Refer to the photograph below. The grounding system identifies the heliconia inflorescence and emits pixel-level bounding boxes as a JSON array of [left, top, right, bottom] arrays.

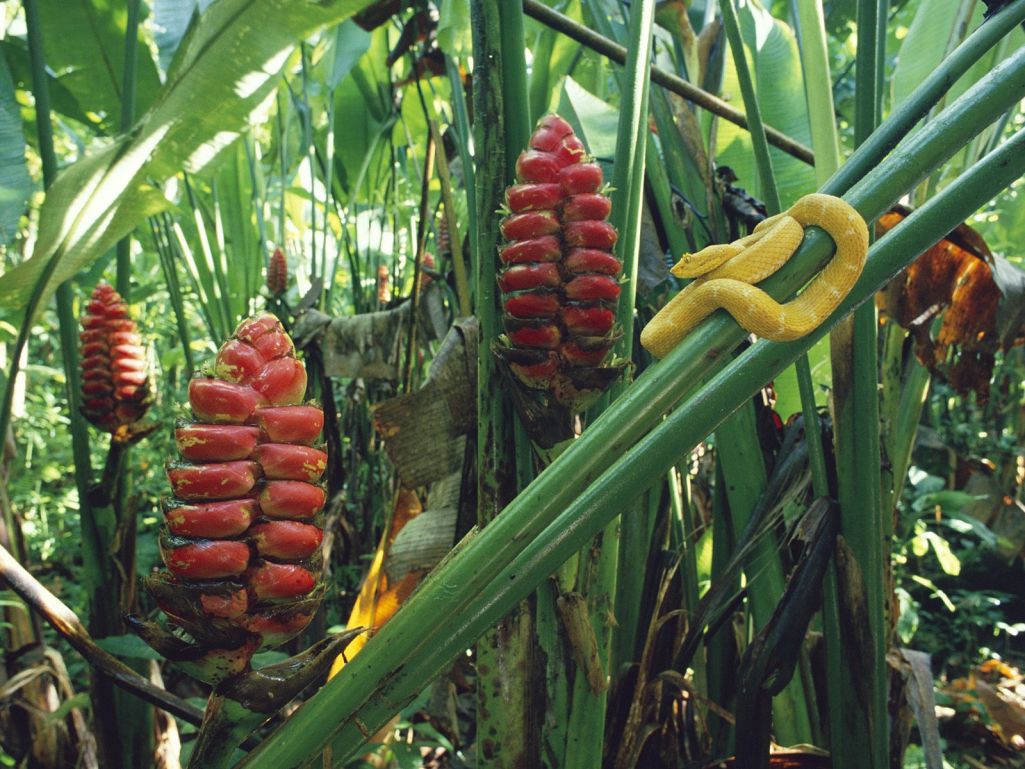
[[267, 247, 288, 298], [495, 114, 622, 406], [79, 283, 151, 434], [140, 314, 327, 682]]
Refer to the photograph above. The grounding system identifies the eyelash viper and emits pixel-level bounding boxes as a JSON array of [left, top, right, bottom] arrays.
[[639, 193, 869, 359]]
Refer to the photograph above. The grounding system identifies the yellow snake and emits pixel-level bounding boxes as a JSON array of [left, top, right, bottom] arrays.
[[640, 193, 869, 358]]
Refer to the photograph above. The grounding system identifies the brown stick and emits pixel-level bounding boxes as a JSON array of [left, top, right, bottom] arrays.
[[521, 0, 816, 166], [0, 542, 204, 727]]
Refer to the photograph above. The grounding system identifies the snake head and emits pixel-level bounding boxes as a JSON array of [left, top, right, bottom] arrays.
[[670, 254, 694, 279]]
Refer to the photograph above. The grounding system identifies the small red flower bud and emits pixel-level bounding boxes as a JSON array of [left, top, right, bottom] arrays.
[[267, 248, 288, 297], [79, 283, 151, 432]]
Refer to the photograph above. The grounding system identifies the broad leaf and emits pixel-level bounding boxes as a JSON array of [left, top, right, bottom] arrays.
[[0, 50, 30, 245], [0, 0, 378, 321], [0, 39, 98, 135], [323, 20, 372, 89], [37, 0, 162, 130], [891, 0, 962, 109]]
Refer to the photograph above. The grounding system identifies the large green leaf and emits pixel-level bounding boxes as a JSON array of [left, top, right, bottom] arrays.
[[0, 39, 98, 130], [714, 0, 815, 207], [0, 50, 30, 245], [0, 0, 377, 321], [890, 0, 962, 110], [37, 0, 162, 131]]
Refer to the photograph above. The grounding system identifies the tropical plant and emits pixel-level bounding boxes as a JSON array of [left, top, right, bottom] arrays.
[[1, 0, 1024, 768]]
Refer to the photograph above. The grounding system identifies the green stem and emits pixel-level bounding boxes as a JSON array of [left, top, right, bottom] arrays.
[[720, 0, 781, 214], [471, 3, 531, 767], [565, 3, 655, 767], [825, 1, 888, 765], [793, 0, 842, 179], [237, 51, 1025, 769], [115, 0, 141, 299]]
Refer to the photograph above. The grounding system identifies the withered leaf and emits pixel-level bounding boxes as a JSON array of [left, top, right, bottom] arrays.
[[876, 210, 1025, 402]]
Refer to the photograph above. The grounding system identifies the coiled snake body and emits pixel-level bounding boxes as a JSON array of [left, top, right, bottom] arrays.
[[640, 193, 869, 358]]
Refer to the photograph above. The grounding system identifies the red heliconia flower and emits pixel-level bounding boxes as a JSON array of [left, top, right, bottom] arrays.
[[496, 114, 623, 406], [141, 314, 326, 682], [79, 283, 151, 433], [267, 247, 288, 297]]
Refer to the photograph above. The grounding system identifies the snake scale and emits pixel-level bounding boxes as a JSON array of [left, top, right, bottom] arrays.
[[640, 193, 869, 359]]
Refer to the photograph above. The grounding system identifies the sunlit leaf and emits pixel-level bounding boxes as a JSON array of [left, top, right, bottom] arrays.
[[0, 0, 378, 323]]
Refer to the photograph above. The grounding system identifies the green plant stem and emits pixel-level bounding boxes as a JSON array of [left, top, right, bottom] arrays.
[[718, 0, 816, 745], [565, 4, 655, 763], [238, 45, 1025, 769], [401, 131, 435, 394], [471, 3, 533, 766], [720, 0, 781, 215], [794, 0, 842, 177], [825, 1, 889, 765], [446, 54, 477, 305], [116, 0, 141, 299]]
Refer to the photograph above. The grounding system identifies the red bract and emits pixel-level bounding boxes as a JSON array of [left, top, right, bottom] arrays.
[[267, 247, 288, 297], [144, 314, 326, 679], [497, 114, 622, 402], [79, 283, 151, 433]]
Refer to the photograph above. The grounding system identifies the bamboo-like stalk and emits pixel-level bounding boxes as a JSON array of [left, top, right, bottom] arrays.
[[825, 1, 889, 764], [565, 3, 655, 766], [720, 0, 781, 214], [793, 0, 842, 175], [115, 0, 141, 299], [19, 4, 149, 764], [237, 44, 1025, 767], [715, 0, 815, 744], [471, 3, 534, 766], [400, 130, 435, 394]]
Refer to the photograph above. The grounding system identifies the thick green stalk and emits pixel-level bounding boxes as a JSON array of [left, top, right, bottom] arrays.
[[716, 0, 816, 745], [20, 1, 146, 766], [115, 0, 141, 299], [608, 0, 654, 358], [565, 3, 655, 767], [825, 0, 889, 765], [238, 51, 1025, 768], [472, 3, 535, 767]]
